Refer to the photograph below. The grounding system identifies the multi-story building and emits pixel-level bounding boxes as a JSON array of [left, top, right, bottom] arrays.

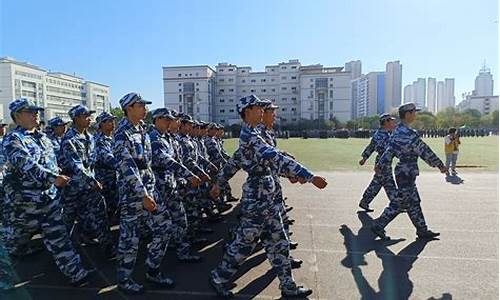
[[403, 84, 413, 103], [345, 60, 362, 79], [474, 64, 494, 96], [384, 61, 402, 113], [0, 57, 110, 123], [163, 59, 353, 125], [427, 78, 437, 114], [351, 72, 385, 118], [458, 95, 499, 115]]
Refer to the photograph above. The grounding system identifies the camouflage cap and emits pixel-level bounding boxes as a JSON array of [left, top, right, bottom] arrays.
[[48, 116, 70, 127], [151, 108, 175, 120], [236, 94, 270, 114], [379, 113, 396, 122], [95, 111, 116, 125], [398, 102, 421, 114], [9, 97, 44, 113], [68, 104, 95, 119], [119, 92, 152, 109]]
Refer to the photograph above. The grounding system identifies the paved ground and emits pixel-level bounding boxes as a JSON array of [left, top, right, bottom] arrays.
[[2, 171, 498, 300]]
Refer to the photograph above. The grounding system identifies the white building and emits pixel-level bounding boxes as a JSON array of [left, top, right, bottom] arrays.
[[473, 65, 494, 96], [443, 78, 455, 109], [345, 60, 362, 79], [427, 78, 437, 114], [403, 84, 413, 103], [413, 78, 426, 109], [0, 57, 110, 123], [458, 95, 499, 115], [163, 59, 353, 125], [384, 61, 402, 113], [437, 81, 445, 111], [351, 72, 386, 118]]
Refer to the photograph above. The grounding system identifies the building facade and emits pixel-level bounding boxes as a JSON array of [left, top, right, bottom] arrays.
[[351, 72, 385, 119], [163, 59, 353, 125], [474, 65, 494, 96], [384, 61, 402, 113], [457, 95, 499, 115], [0, 57, 110, 123], [427, 77, 437, 114]]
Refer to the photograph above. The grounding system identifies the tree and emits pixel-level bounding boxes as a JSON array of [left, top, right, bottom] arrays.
[[110, 107, 124, 121]]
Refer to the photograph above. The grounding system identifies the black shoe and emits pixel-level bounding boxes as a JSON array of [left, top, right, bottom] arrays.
[[226, 196, 239, 203], [10, 244, 45, 258], [417, 230, 440, 239], [118, 278, 145, 294], [358, 202, 374, 212], [218, 203, 233, 212], [177, 254, 202, 263], [209, 276, 233, 298], [145, 271, 175, 288], [371, 225, 388, 240], [288, 231, 293, 236], [281, 285, 313, 298], [104, 244, 117, 259], [290, 257, 303, 269], [285, 206, 294, 213], [289, 241, 298, 250]]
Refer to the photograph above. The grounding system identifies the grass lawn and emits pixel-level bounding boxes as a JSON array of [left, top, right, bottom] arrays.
[[222, 136, 499, 172]]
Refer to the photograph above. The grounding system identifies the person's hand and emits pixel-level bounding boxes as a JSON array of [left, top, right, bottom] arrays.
[[188, 175, 201, 188], [143, 195, 157, 212], [359, 158, 366, 166], [209, 185, 221, 199], [288, 177, 298, 184], [311, 176, 328, 189], [54, 175, 70, 188], [297, 177, 307, 184]]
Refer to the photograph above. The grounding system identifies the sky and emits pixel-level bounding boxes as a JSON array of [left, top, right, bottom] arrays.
[[1, 0, 498, 109]]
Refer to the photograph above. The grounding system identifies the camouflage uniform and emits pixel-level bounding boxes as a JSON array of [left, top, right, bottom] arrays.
[[114, 93, 173, 290], [359, 127, 397, 207], [1, 98, 89, 284], [211, 120, 315, 292], [59, 109, 113, 249], [149, 109, 197, 259], [374, 122, 445, 233], [45, 116, 69, 164]]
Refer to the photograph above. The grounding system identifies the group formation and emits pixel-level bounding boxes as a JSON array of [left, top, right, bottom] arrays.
[[357, 102, 449, 240], [0, 93, 328, 298]]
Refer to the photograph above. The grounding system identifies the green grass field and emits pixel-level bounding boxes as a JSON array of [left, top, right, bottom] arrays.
[[222, 136, 499, 172]]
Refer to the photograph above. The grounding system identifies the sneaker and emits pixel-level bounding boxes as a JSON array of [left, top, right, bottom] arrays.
[[289, 241, 298, 250], [290, 257, 303, 269], [209, 275, 233, 298], [177, 254, 202, 263], [371, 225, 388, 240], [218, 203, 233, 212], [145, 271, 175, 288], [358, 202, 374, 213], [118, 278, 145, 294], [417, 230, 440, 239], [281, 285, 313, 298]]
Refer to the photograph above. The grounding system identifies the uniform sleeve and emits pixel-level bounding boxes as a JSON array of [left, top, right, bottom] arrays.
[[4, 134, 58, 185], [247, 133, 314, 181], [61, 138, 96, 187], [376, 141, 395, 169], [151, 139, 194, 179], [113, 132, 147, 198], [215, 149, 242, 186], [361, 137, 377, 160], [416, 138, 445, 168], [181, 141, 205, 175], [94, 141, 117, 169]]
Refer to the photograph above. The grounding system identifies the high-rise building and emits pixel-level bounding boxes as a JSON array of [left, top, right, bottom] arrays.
[[384, 61, 402, 113], [351, 72, 385, 118], [163, 59, 352, 125], [413, 78, 426, 109], [427, 78, 437, 114], [403, 84, 413, 103], [437, 80, 445, 111], [0, 57, 110, 123], [474, 64, 494, 96], [458, 95, 498, 115], [444, 78, 455, 109], [345, 60, 362, 79]]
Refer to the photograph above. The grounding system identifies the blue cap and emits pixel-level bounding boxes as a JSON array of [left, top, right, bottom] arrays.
[[236, 95, 269, 114], [68, 104, 96, 119], [9, 97, 44, 113], [379, 113, 396, 122], [95, 111, 116, 125], [398, 102, 421, 114], [169, 109, 179, 118], [179, 113, 194, 123], [151, 108, 175, 120], [119, 92, 152, 109], [48, 116, 69, 127]]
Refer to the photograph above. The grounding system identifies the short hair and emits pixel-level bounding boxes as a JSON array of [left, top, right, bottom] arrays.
[[448, 127, 457, 134]]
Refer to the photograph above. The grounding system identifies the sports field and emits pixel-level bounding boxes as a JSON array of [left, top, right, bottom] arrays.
[[223, 136, 499, 172]]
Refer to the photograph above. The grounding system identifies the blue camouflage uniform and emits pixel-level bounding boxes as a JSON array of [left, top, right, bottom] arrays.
[[374, 112, 445, 234], [1, 98, 89, 284], [45, 116, 69, 164], [210, 95, 316, 292], [149, 108, 197, 260], [92, 112, 119, 218], [359, 116, 398, 208], [114, 93, 173, 289], [59, 105, 113, 250]]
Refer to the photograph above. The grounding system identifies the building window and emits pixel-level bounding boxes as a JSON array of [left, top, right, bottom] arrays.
[[291, 86, 297, 91], [229, 109, 234, 112], [178, 74, 182, 77], [310, 84, 313, 88], [196, 72, 199, 76], [189, 73, 192, 76], [291, 97, 297, 101], [229, 89, 234, 92], [282, 98, 287, 101], [271, 88, 275, 92], [179, 89, 182, 92], [329, 90, 333, 98], [228, 78, 234, 82], [219, 89, 224, 93], [220, 109, 225, 113], [220, 119, 225, 123], [241, 70, 246, 73], [196, 82, 199, 85], [220, 69, 224, 72], [261, 79, 266, 82], [229, 99, 234, 102], [242, 79, 246, 83], [291, 76, 297, 79], [250, 89, 255, 92], [179, 105, 182, 112], [220, 99, 224, 102], [281, 66, 286, 70], [329, 78, 333, 81], [179, 95, 182, 102], [261, 89, 266, 92], [330, 102, 333, 109], [291, 107, 296, 111], [196, 88, 199, 92], [271, 68, 275, 71], [292, 66, 297, 69], [219, 79, 225, 82], [251, 79, 256, 83], [282, 108, 287, 111], [281, 87, 287, 90], [242, 89, 246, 93], [228, 68, 233, 71], [281, 76, 287, 80], [310, 79, 313, 82], [330, 84, 333, 87]]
